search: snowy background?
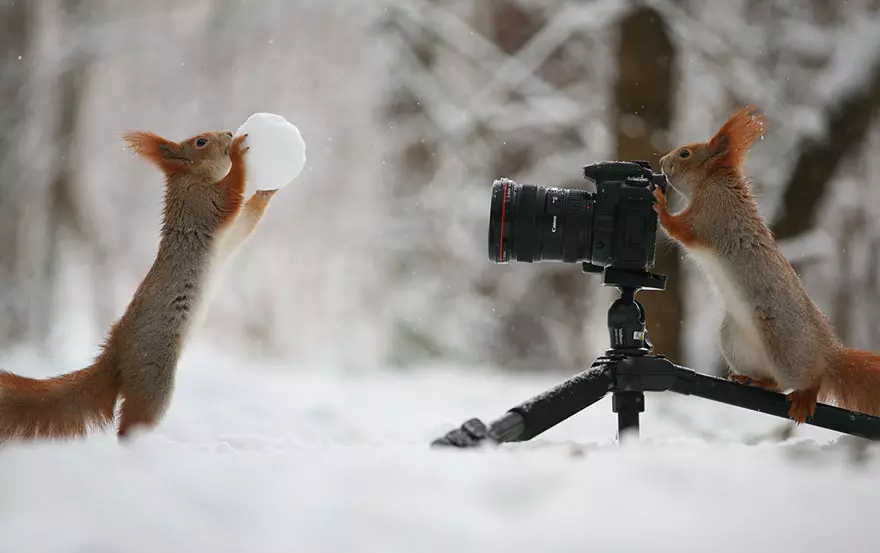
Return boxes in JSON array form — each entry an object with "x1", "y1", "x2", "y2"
[{"x1": 3, "y1": 0, "x2": 880, "y2": 551}]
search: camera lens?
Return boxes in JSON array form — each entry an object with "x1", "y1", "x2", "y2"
[
  {"x1": 488, "y1": 179, "x2": 593, "y2": 263},
  {"x1": 487, "y1": 161, "x2": 662, "y2": 271}
]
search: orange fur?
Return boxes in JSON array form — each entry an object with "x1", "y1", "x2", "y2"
[
  {"x1": 248, "y1": 189, "x2": 277, "y2": 212},
  {"x1": 652, "y1": 187, "x2": 698, "y2": 246},
  {"x1": 217, "y1": 134, "x2": 249, "y2": 226},
  {"x1": 122, "y1": 131, "x2": 190, "y2": 175},
  {"x1": 707, "y1": 106, "x2": 765, "y2": 171},
  {"x1": 787, "y1": 385, "x2": 820, "y2": 423},
  {"x1": 821, "y1": 348, "x2": 880, "y2": 417},
  {"x1": 0, "y1": 357, "x2": 118, "y2": 440},
  {"x1": 729, "y1": 374, "x2": 779, "y2": 390}
]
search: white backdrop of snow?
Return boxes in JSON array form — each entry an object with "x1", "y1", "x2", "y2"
[{"x1": 0, "y1": 343, "x2": 878, "y2": 553}]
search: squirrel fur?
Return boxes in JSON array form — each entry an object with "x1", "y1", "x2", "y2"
[
  {"x1": 655, "y1": 106, "x2": 880, "y2": 423},
  {"x1": 0, "y1": 129, "x2": 275, "y2": 442}
]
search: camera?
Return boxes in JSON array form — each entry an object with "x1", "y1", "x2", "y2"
[{"x1": 487, "y1": 160, "x2": 668, "y2": 272}]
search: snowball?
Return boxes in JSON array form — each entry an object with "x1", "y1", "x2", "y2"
[{"x1": 234, "y1": 112, "x2": 306, "y2": 194}]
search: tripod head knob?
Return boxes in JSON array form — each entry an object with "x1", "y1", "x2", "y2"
[{"x1": 607, "y1": 287, "x2": 651, "y2": 354}]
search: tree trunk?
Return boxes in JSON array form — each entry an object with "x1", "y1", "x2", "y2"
[
  {"x1": 486, "y1": 0, "x2": 590, "y2": 371},
  {"x1": 612, "y1": 7, "x2": 682, "y2": 363},
  {"x1": 43, "y1": 0, "x2": 96, "y2": 342},
  {"x1": 0, "y1": 0, "x2": 34, "y2": 347},
  {"x1": 0, "y1": 0, "x2": 96, "y2": 350}
]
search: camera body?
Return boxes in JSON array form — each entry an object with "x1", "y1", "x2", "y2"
[{"x1": 488, "y1": 160, "x2": 667, "y2": 271}]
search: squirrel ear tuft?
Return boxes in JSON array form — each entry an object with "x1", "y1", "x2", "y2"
[
  {"x1": 706, "y1": 106, "x2": 765, "y2": 170},
  {"x1": 122, "y1": 131, "x2": 190, "y2": 173}
]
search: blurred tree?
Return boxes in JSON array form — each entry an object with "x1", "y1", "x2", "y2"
[
  {"x1": 612, "y1": 6, "x2": 681, "y2": 363},
  {"x1": 46, "y1": 0, "x2": 100, "y2": 332},
  {"x1": 771, "y1": 50, "x2": 880, "y2": 242},
  {"x1": 833, "y1": 208, "x2": 866, "y2": 344},
  {"x1": 770, "y1": 47, "x2": 880, "y2": 352},
  {"x1": 0, "y1": 0, "x2": 96, "y2": 351},
  {"x1": 480, "y1": 0, "x2": 594, "y2": 371},
  {"x1": 379, "y1": 0, "x2": 624, "y2": 371},
  {"x1": 0, "y1": 0, "x2": 35, "y2": 348},
  {"x1": 378, "y1": 0, "x2": 446, "y2": 367},
  {"x1": 378, "y1": 0, "x2": 880, "y2": 374}
]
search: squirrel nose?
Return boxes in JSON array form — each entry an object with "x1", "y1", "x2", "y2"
[{"x1": 222, "y1": 130, "x2": 233, "y2": 138}]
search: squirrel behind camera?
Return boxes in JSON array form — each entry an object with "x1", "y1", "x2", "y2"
[
  {"x1": 0, "y1": 129, "x2": 276, "y2": 442},
  {"x1": 654, "y1": 106, "x2": 880, "y2": 423}
]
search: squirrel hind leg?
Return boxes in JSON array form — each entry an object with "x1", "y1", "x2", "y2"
[
  {"x1": 117, "y1": 409, "x2": 159, "y2": 439},
  {"x1": 786, "y1": 385, "x2": 820, "y2": 424},
  {"x1": 728, "y1": 373, "x2": 780, "y2": 390},
  {"x1": 116, "y1": 395, "x2": 162, "y2": 439}
]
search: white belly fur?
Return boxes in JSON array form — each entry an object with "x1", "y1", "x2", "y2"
[
  {"x1": 182, "y1": 218, "x2": 252, "y2": 346},
  {"x1": 687, "y1": 248, "x2": 776, "y2": 379}
]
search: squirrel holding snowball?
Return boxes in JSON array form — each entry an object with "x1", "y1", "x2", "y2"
[
  {"x1": 0, "y1": 128, "x2": 277, "y2": 441},
  {"x1": 654, "y1": 106, "x2": 880, "y2": 423}
]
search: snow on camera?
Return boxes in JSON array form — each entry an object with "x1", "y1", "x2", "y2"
[{"x1": 235, "y1": 113, "x2": 307, "y2": 195}]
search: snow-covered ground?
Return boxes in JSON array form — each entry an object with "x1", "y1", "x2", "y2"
[{"x1": 1, "y1": 343, "x2": 878, "y2": 553}]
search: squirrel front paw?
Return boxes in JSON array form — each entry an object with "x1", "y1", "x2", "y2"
[
  {"x1": 652, "y1": 187, "x2": 667, "y2": 213},
  {"x1": 247, "y1": 189, "x2": 277, "y2": 210},
  {"x1": 231, "y1": 133, "x2": 250, "y2": 156}
]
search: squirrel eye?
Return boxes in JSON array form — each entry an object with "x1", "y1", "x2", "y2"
[
  {"x1": 195, "y1": 137, "x2": 208, "y2": 148},
  {"x1": 679, "y1": 149, "x2": 691, "y2": 159}
]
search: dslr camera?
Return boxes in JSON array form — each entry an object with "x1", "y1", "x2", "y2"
[{"x1": 487, "y1": 161, "x2": 668, "y2": 273}]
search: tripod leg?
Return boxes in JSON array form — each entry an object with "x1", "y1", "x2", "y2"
[
  {"x1": 431, "y1": 366, "x2": 615, "y2": 447},
  {"x1": 612, "y1": 391, "x2": 644, "y2": 442}
]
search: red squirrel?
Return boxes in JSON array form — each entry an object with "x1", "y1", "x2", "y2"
[
  {"x1": 653, "y1": 106, "x2": 880, "y2": 423},
  {"x1": 0, "y1": 129, "x2": 275, "y2": 441}
]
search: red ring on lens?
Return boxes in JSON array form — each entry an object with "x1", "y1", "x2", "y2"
[{"x1": 499, "y1": 180, "x2": 509, "y2": 261}]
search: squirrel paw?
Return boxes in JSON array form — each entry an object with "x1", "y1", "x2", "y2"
[
  {"x1": 786, "y1": 387, "x2": 819, "y2": 424},
  {"x1": 247, "y1": 189, "x2": 277, "y2": 209},
  {"x1": 728, "y1": 373, "x2": 779, "y2": 390},
  {"x1": 232, "y1": 133, "x2": 250, "y2": 156},
  {"x1": 652, "y1": 187, "x2": 667, "y2": 213}
]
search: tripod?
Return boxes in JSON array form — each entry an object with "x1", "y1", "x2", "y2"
[{"x1": 432, "y1": 266, "x2": 880, "y2": 448}]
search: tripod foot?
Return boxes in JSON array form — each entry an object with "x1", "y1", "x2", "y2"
[
  {"x1": 728, "y1": 373, "x2": 779, "y2": 390},
  {"x1": 787, "y1": 387, "x2": 819, "y2": 423},
  {"x1": 431, "y1": 418, "x2": 500, "y2": 448}
]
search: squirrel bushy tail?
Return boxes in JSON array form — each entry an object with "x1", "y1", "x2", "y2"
[
  {"x1": 0, "y1": 359, "x2": 118, "y2": 440},
  {"x1": 822, "y1": 348, "x2": 880, "y2": 417}
]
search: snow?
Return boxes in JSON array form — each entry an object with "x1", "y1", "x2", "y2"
[
  {"x1": 235, "y1": 112, "x2": 307, "y2": 195},
  {"x1": 1, "y1": 344, "x2": 878, "y2": 553}
]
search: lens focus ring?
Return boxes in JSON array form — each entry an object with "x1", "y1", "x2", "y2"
[
  {"x1": 514, "y1": 185, "x2": 538, "y2": 263},
  {"x1": 561, "y1": 191, "x2": 588, "y2": 262}
]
